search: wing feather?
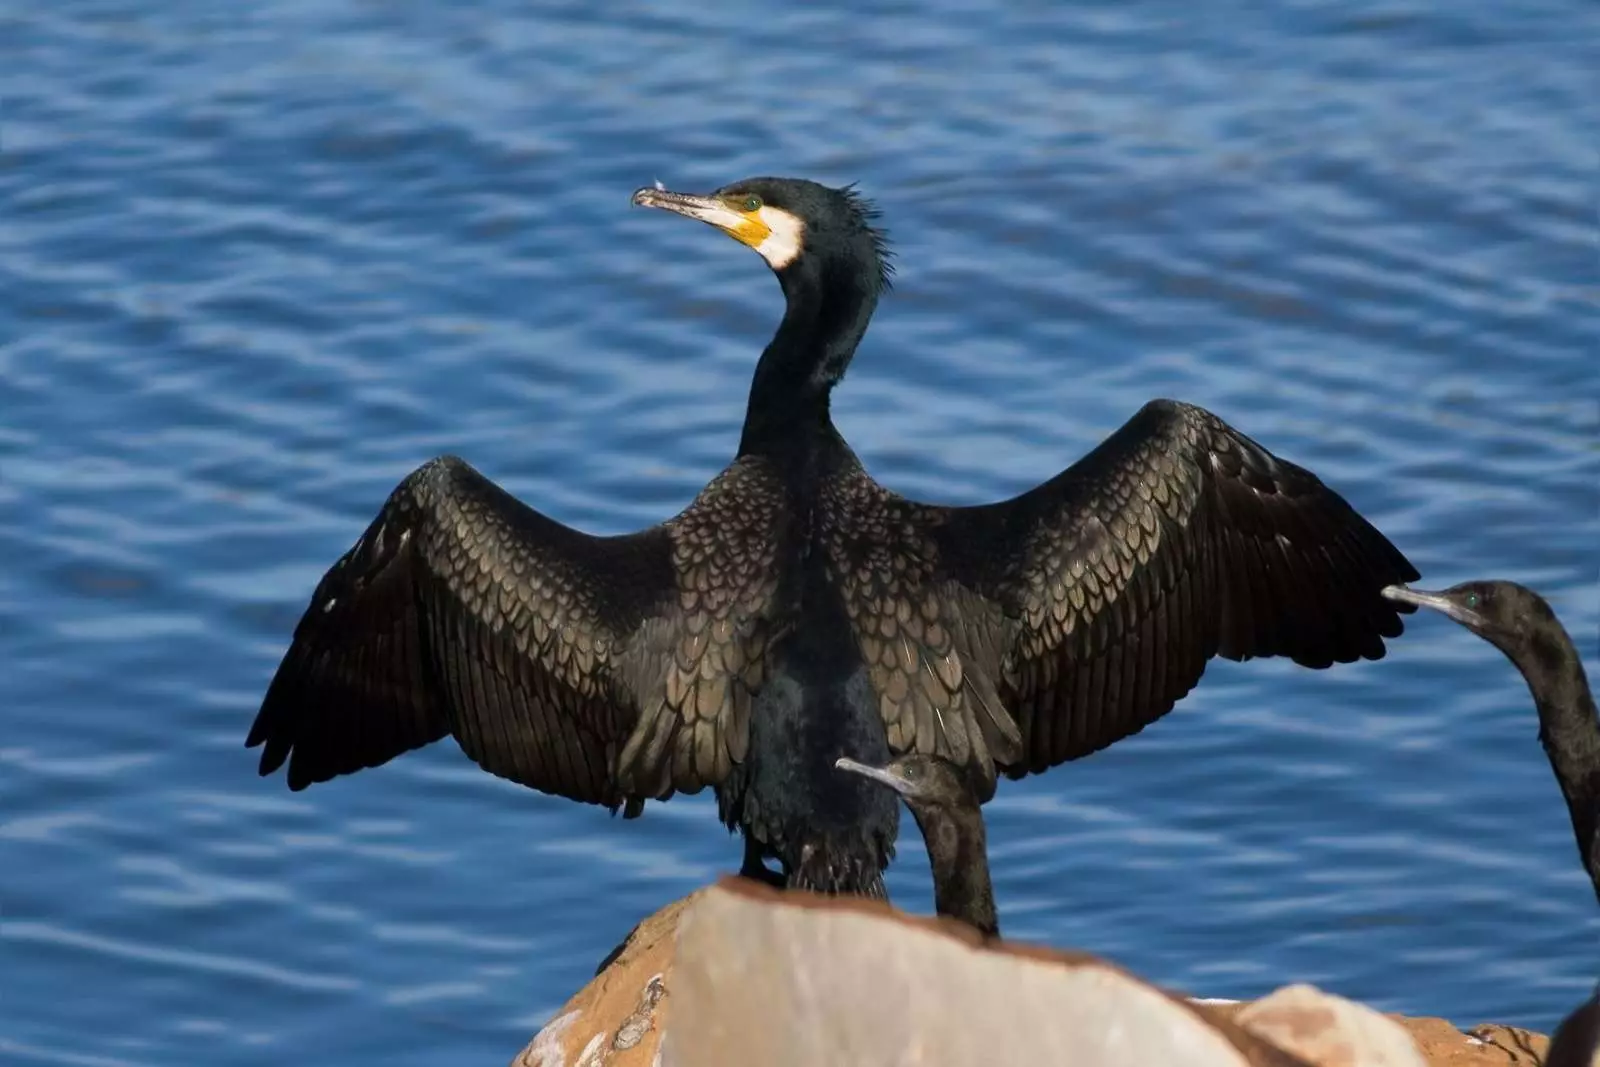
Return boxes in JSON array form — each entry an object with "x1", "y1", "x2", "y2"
[
  {"x1": 924, "y1": 398, "x2": 1419, "y2": 778},
  {"x1": 248, "y1": 453, "x2": 784, "y2": 809}
]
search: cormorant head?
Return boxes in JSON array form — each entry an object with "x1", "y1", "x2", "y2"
[
  {"x1": 632, "y1": 176, "x2": 893, "y2": 294},
  {"x1": 834, "y1": 753, "x2": 977, "y2": 818},
  {"x1": 1382, "y1": 580, "x2": 1557, "y2": 657}
]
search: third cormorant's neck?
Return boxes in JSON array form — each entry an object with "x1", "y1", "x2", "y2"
[
  {"x1": 738, "y1": 256, "x2": 878, "y2": 459},
  {"x1": 915, "y1": 807, "x2": 999, "y2": 939},
  {"x1": 1512, "y1": 625, "x2": 1600, "y2": 896}
]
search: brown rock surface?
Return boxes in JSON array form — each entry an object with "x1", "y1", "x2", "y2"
[
  {"x1": 662, "y1": 878, "x2": 1307, "y2": 1066},
  {"x1": 510, "y1": 881, "x2": 1552, "y2": 1067},
  {"x1": 1207, "y1": 1003, "x2": 1550, "y2": 1065},
  {"x1": 1234, "y1": 984, "x2": 1427, "y2": 1067},
  {"x1": 510, "y1": 890, "x2": 700, "y2": 1067}
]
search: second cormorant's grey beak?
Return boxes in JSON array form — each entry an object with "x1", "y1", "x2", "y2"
[
  {"x1": 1382, "y1": 584, "x2": 1482, "y2": 628},
  {"x1": 835, "y1": 756, "x2": 914, "y2": 798}
]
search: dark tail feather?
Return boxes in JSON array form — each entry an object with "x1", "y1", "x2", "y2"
[{"x1": 787, "y1": 842, "x2": 891, "y2": 901}]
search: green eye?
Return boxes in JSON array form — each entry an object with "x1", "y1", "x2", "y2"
[
  {"x1": 743, "y1": 195, "x2": 763, "y2": 213},
  {"x1": 1465, "y1": 593, "x2": 1479, "y2": 608}
]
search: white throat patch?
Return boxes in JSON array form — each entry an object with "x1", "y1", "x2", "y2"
[{"x1": 753, "y1": 205, "x2": 804, "y2": 269}]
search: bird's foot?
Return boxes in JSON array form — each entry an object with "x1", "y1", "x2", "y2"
[
  {"x1": 739, "y1": 860, "x2": 787, "y2": 889},
  {"x1": 738, "y1": 843, "x2": 787, "y2": 889}
]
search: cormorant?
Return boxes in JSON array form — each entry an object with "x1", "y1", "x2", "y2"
[
  {"x1": 835, "y1": 754, "x2": 997, "y2": 937},
  {"x1": 847, "y1": 579, "x2": 1599, "y2": 938},
  {"x1": 247, "y1": 175, "x2": 1419, "y2": 898},
  {"x1": 1382, "y1": 580, "x2": 1598, "y2": 1066},
  {"x1": 1382, "y1": 581, "x2": 1599, "y2": 903},
  {"x1": 1547, "y1": 984, "x2": 1600, "y2": 1067}
]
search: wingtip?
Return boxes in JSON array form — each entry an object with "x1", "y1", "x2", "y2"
[
  {"x1": 244, "y1": 710, "x2": 270, "y2": 751},
  {"x1": 253, "y1": 733, "x2": 290, "y2": 780}
]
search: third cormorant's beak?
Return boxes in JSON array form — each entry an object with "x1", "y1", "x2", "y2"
[
  {"x1": 632, "y1": 185, "x2": 773, "y2": 251},
  {"x1": 1382, "y1": 585, "x2": 1478, "y2": 627}
]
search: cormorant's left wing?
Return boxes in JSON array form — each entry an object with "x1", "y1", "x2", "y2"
[{"x1": 936, "y1": 399, "x2": 1418, "y2": 779}]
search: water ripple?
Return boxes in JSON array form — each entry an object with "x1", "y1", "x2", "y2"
[{"x1": 2, "y1": 0, "x2": 1595, "y2": 1063}]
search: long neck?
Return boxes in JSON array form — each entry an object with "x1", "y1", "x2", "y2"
[
  {"x1": 738, "y1": 258, "x2": 877, "y2": 458},
  {"x1": 914, "y1": 807, "x2": 998, "y2": 938},
  {"x1": 1547, "y1": 987, "x2": 1600, "y2": 1067},
  {"x1": 1510, "y1": 625, "x2": 1600, "y2": 900}
]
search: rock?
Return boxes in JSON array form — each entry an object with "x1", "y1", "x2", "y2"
[
  {"x1": 509, "y1": 881, "x2": 1554, "y2": 1067},
  {"x1": 1234, "y1": 984, "x2": 1426, "y2": 1067},
  {"x1": 661, "y1": 878, "x2": 1304, "y2": 1066},
  {"x1": 1456, "y1": 1023, "x2": 1549, "y2": 1064},
  {"x1": 510, "y1": 890, "x2": 701, "y2": 1067},
  {"x1": 1210, "y1": 1005, "x2": 1551, "y2": 1065}
]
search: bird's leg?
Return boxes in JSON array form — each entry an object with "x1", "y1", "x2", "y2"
[{"x1": 739, "y1": 835, "x2": 786, "y2": 888}]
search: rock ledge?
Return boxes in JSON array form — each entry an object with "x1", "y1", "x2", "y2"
[{"x1": 512, "y1": 879, "x2": 1550, "y2": 1067}]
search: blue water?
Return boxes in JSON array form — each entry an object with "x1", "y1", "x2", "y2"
[{"x1": 3, "y1": 3, "x2": 1596, "y2": 1064}]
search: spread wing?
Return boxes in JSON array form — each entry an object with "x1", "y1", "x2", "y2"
[
  {"x1": 829, "y1": 399, "x2": 1419, "y2": 795},
  {"x1": 1586, "y1": 819, "x2": 1600, "y2": 906},
  {"x1": 247, "y1": 454, "x2": 785, "y2": 810},
  {"x1": 939, "y1": 399, "x2": 1420, "y2": 778}
]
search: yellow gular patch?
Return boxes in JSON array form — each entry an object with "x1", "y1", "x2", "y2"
[
  {"x1": 728, "y1": 210, "x2": 772, "y2": 251},
  {"x1": 729, "y1": 205, "x2": 805, "y2": 269}
]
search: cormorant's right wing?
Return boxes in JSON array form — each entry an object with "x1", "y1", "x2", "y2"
[
  {"x1": 1587, "y1": 822, "x2": 1600, "y2": 905},
  {"x1": 247, "y1": 454, "x2": 784, "y2": 811}
]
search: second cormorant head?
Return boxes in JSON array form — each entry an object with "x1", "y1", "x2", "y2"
[
  {"x1": 836, "y1": 752, "x2": 975, "y2": 813},
  {"x1": 835, "y1": 753, "x2": 999, "y2": 937}
]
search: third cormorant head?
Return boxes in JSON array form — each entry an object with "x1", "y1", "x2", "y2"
[
  {"x1": 1381, "y1": 580, "x2": 1560, "y2": 662},
  {"x1": 633, "y1": 177, "x2": 894, "y2": 453},
  {"x1": 1384, "y1": 579, "x2": 1600, "y2": 905},
  {"x1": 835, "y1": 753, "x2": 999, "y2": 938}
]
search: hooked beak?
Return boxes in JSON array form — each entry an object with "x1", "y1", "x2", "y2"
[
  {"x1": 1382, "y1": 585, "x2": 1480, "y2": 628},
  {"x1": 835, "y1": 756, "x2": 915, "y2": 798},
  {"x1": 632, "y1": 186, "x2": 772, "y2": 249}
]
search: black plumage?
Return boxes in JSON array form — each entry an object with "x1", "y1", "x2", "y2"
[
  {"x1": 1381, "y1": 581, "x2": 1599, "y2": 1067},
  {"x1": 835, "y1": 753, "x2": 998, "y2": 937},
  {"x1": 249, "y1": 175, "x2": 1419, "y2": 896},
  {"x1": 1548, "y1": 986, "x2": 1600, "y2": 1067},
  {"x1": 1383, "y1": 580, "x2": 1600, "y2": 903}
]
